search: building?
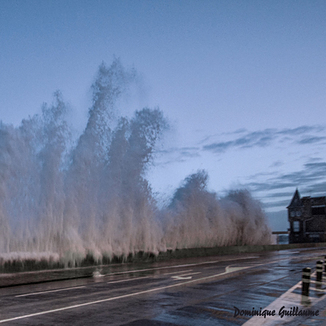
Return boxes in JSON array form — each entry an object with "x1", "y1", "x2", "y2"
[{"x1": 287, "y1": 189, "x2": 326, "y2": 243}]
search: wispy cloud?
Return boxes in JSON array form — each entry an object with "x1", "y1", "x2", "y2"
[
  {"x1": 246, "y1": 161, "x2": 326, "y2": 211},
  {"x1": 155, "y1": 146, "x2": 200, "y2": 165},
  {"x1": 262, "y1": 199, "x2": 292, "y2": 209},
  {"x1": 203, "y1": 129, "x2": 276, "y2": 153},
  {"x1": 248, "y1": 162, "x2": 326, "y2": 192},
  {"x1": 278, "y1": 125, "x2": 325, "y2": 136},
  {"x1": 270, "y1": 160, "x2": 283, "y2": 168},
  {"x1": 202, "y1": 125, "x2": 326, "y2": 154},
  {"x1": 296, "y1": 136, "x2": 326, "y2": 145}
]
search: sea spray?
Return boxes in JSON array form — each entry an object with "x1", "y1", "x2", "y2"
[
  {"x1": 0, "y1": 59, "x2": 271, "y2": 267},
  {"x1": 163, "y1": 171, "x2": 271, "y2": 249}
]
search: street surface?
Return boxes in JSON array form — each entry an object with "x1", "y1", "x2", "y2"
[{"x1": 0, "y1": 247, "x2": 326, "y2": 325}]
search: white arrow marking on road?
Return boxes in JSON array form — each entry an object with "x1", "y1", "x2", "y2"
[
  {"x1": 171, "y1": 272, "x2": 201, "y2": 280},
  {"x1": 225, "y1": 266, "x2": 248, "y2": 273}
]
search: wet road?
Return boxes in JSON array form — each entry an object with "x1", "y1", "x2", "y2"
[{"x1": 0, "y1": 247, "x2": 326, "y2": 325}]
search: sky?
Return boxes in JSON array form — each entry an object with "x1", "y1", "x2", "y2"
[{"x1": 1, "y1": 0, "x2": 325, "y2": 231}]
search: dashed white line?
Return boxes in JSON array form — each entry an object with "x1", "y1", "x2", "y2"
[
  {"x1": 15, "y1": 286, "x2": 86, "y2": 298},
  {"x1": 107, "y1": 276, "x2": 151, "y2": 284},
  {"x1": 178, "y1": 272, "x2": 201, "y2": 277},
  {"x1": 161, "y1": 269, "x2": 192, "y2": 276}
]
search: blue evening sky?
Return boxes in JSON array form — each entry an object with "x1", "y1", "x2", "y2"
[{"x1": 1, "y1": 0, "x2": 326, "y2": 230}]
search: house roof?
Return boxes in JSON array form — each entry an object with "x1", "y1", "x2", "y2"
[{"x1": 287, "y1": 189, "x2": 301, "y2": 208}]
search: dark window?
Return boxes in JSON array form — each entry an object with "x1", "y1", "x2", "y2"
[{"x1": 312, "y1": 206, "x2": 325, "y2": 216}]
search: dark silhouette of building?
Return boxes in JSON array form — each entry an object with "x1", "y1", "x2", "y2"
[{"x1": 287, "y1": 189, "x2": 326, "y2": 243}]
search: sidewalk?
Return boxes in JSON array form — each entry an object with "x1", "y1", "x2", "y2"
[
  {"x1": 243, "y1": 271, "x2": 326, "y2": 326},
  {"x1": 287, "y1": 273, "x2": 326, "y2": 326},
  {"x1": 293, "y1": 294, "x2": 326, "y2": 326}
]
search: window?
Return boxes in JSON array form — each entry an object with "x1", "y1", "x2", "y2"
[
  {"x1": 311, "y1": 206, "x2": 325, "y2": 216},
  {"x1": 293, "y1": 221, "x2": 300, "y2": 232}
]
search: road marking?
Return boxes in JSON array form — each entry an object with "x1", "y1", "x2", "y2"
[
  {"x1": 225, "y1": 265, "x2": 248, "y2": 273},
  {"x1": 171, "y1": 276, "x2": 192, "y2": 280},
  {"x1": 177, "y1": 272, "x2": 201, "y2": 277},
  {"x1": 0, "y1": 269, "x2": 248, "y2": 324},
  {"x1": 107, "y1": 276, "x2": 151, "y2": 284},
  {"x1": 312, "y1": 287, "x2": 326, "y2": 293},
  {"x1": 309, "y1": 280, "x2": 326, "y2": 286},
  {"x1": 161, "y1": 269, "x2": 192, "y2": 276},
  {"x1": 172, "y1": 272, "x2": 201, "y2": 280},
  {"x1": 15, "y1": 286, "x2": 86, "y2": 298}
]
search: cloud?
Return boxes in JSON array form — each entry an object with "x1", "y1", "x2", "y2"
[
  {"x1": 203, "y1": 129, "x2": 276, "y2": 153},
  {"x1": 155, "y1": 146, "x2": 201, "y2": 166},
  {"x1": 246, "y1": 161, "x2": 326, "y2": 211},
  {"x1": 297, "y1": 136, "x2": 326, "y2": 145},
  {"x1": 263, "y1": 190, "x2": 296, "y2": 199},
  {"x1": 270, "y1": 160, "x2": 283, "y2": 168},
  {"x1": 306, "y1": 181, "x2": 326, "y2": 194},
  {"x1": 248, "y1": 162, "x2": 326, "y2": 192},
  {"x1": 202, "y1": 125, "x2": 326, "y2": 154},
  {"x1": 278, "y1": 125, "x2": 326, "y2": 136},
  {"x1": 263, "y1": 199, "x2": 292, "y2": 209},
  {"x1": 179, "y1": 147, "x2": 201, "y2": 158},
  {"x1": 202, "y1": 140, "x2": 234, "y2": 153}
]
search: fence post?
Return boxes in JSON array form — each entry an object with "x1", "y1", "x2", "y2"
[
  {"x1": 302, "y1": 267, "x2": 311, "y2": 297},
  {"x1": 316, "y1": 260, "x2": 323, "y2": 288}
]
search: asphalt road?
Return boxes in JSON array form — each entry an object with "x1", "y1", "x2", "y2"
[{"x1": 0, "y1": 247, "x2": 326, "y2": 325}]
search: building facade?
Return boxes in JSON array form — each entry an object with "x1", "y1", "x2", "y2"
[{"x1": 287, "y1": 189, "x2": 326, "y2": 243}]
